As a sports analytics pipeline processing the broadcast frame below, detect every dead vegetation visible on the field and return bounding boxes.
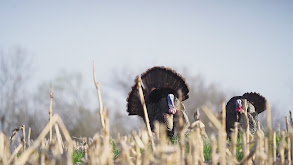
[0,64,292,165]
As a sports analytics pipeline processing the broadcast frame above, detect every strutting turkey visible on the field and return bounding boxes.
[226,92,267,136]
[126,66,190,137]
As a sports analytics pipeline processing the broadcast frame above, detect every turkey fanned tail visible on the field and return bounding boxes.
[127,83,144,118]
[242,92,267,114]
[126,66,190,117]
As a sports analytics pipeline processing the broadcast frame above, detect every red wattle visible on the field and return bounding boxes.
[236,107,242,112]
[169,108,177,114]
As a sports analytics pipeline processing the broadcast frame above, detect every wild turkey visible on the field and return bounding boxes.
[226,92,267,136]
[126,66,190,137]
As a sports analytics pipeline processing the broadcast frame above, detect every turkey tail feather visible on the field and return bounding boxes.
[141,66,189,101]
[126,66,190,117]
[126,83,144,118]
[242,92,267,114]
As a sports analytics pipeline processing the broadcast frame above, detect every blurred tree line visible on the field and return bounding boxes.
[0,48,285,139]
[0,48,101,138]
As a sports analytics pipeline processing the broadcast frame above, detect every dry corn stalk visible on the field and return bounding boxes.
[202,106,226,165]
[21,125,26,151]
[54,124,64,154]
[93,62,105,130]
[14,115,73,165]
[49,86,53,143]
[136,76,156,151]
[28,127,31,147]
[0,132,10,165]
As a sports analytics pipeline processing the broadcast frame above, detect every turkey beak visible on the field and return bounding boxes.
[167,94,177,114]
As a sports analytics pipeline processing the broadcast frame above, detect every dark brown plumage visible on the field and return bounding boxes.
[226,92,267,136]
[126,66,190,137]
[242,92,267,114]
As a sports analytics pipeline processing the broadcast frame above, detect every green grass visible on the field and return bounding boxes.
[203,141,211,161]
[202,140,243,161]
[110,139,120,159]
[73,150,85,164]
[236,133,244,161]
[72,139,120,164]
[169,135,179,144]
[169,134,212,161]
[72,132,281,163]
[202,132,244,162]
[236,143,243,161]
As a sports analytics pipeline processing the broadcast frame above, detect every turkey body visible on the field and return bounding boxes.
[226,92,267,136]
[146,94,190,137]
[126,66,190,137]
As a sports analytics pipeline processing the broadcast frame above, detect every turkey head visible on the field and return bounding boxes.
[126,66,190,137]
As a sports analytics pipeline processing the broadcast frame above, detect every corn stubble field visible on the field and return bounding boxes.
[0,66,292,165]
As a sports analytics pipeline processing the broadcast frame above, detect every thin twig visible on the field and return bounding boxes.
[93,61,105,130]
[286,116,289,133]
[290,111,293,125]
[8,143,23,164]
[49,86,53,143]
[28,127,31,147]
[202,106,226,165]
[221,102,226,131]
[273,132,276,162]
[54,124,64,154]
[266,102,273,164]
[0,132,9,165]
[136,76,156,151]
[21,125,26,151]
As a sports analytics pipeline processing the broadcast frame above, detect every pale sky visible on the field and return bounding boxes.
[1,1,293,115]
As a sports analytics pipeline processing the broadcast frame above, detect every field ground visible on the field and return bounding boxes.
[1,105,292,165]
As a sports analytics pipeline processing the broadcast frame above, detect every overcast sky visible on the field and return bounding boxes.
[1,1,293,115]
